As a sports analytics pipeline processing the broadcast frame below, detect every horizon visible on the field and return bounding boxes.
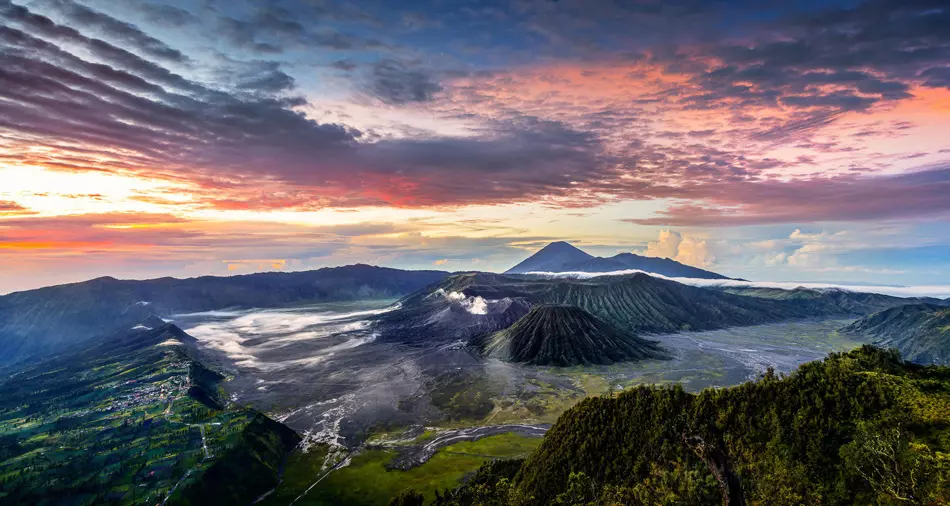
[2,0,949,293]
[5,239,950,299]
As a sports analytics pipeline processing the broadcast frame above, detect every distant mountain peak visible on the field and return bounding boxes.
[504,241,594,274]
[505,242,730,279]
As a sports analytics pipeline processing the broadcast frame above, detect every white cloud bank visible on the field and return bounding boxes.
[527,269,950,299]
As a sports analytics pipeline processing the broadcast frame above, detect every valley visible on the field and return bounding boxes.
[1,248,946,505]
[169,298,867,505]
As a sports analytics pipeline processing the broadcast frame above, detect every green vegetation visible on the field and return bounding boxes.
[270,432,542,506]
[421,346,950,505]
[0,322,298,506]
[428,374,499,421]
[171,413,301,505]
[843,304,950,365]
[475,305,667,366]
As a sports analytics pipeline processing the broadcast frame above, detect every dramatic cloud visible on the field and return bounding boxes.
[627,166,950,226]
[40,0,188,62]
[1,0,949,291]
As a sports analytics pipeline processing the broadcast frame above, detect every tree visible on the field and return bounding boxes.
[390,488,426,506]
[841,423,948,505]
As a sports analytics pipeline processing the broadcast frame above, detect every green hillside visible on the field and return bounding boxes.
[842,304,950,365]
[0,320,299,506]
[423,346,950,506]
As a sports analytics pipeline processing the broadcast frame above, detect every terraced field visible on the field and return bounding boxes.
[0,322,294,506]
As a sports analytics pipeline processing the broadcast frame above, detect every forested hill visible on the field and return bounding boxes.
[419,346,950,506]
[842,303,950,365]
[0,264,448,365]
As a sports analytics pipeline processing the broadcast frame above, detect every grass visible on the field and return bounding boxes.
[275,432,543,506]
[256,444,332,506]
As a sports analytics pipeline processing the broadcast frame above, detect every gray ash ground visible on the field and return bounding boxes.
[171,300,865,465]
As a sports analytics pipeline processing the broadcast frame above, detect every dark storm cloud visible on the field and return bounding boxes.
[365,59,444,105]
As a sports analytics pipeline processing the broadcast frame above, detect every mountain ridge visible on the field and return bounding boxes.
[504,241,595,274]
[429,346,950,506]
[841,303,950,365]
[0,264,449,365]
[504,241,730,279]
[374,270,924,348]
[0,318,301,505]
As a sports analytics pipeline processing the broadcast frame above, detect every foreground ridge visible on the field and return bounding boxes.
[424,346,950,506]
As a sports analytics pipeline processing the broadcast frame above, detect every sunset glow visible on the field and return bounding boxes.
[1,0,949,293]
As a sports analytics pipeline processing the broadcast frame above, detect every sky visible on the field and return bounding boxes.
[1,0,949,294]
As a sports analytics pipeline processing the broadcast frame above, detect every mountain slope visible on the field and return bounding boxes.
[474,305,668,366]
[720,286,949,316]
[841,303,950,365]
[0,264,448,365]
[562,252,730,279]
[504,242,730,279]
[504,242,594,274]
[375,271,889,346]
[0,319,300,505]
[430,347,950,506]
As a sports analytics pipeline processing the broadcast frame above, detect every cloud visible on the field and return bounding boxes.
[232,61,296,93]
[1,0,950,228]
[626,167,950,226]
[920,66,950,89]
[644,229,682,259]
[134,2,198,26]
[214,4,384,54]
[533,270,950,299]
[643,229,714,267]
[0,200,33,215]
[365,59,443,105]
[40,0,188,62]
[330,59,357,71]
[0,3,617,209]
